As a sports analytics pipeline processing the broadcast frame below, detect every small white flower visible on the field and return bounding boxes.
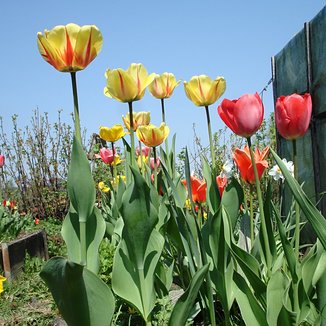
[268,158,294,181]
[220,160,233,178]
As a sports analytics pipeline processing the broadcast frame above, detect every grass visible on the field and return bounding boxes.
[0,218,66,326]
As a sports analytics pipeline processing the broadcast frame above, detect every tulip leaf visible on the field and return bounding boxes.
[112,166,164,321]
[202,156,220,214]
[40,257,115,326]
[270,148,326,250]
[168,264,209,326]
[272,201,298,283]
[233,271,268,326]
[67,136,95,222]
[61,206,106,274]
[266,270,290,326]
[221,177,243,230]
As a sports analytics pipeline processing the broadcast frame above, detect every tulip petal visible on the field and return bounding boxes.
[105,69,138,102]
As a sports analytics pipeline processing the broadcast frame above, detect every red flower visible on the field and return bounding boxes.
[233,145,269,184]
[34,218,40,225]
[275,93,312,140]
[182,176,206,203]
[136,146,151,157]
[0,155,5,168]
[218,93,264,138]
[216,175,227,196]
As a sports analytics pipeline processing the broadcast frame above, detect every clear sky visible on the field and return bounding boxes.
[1,1,325,153]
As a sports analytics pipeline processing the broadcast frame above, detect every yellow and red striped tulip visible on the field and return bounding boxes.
[104,63,155,103]
[184,75,226,107]
[99,124,127,143]
[149,72,180,99]
[136,123,170,147]
[122,111,150,131]
[37,23,103,72]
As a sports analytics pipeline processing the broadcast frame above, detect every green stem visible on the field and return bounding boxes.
[292,140,300,259]
[205,106,216,174]
[80,221,87,266]
[128,102,135,167]
[111,142,116,181]
[70,72,82,143]
[240,179,251,252]
[249,184,254,245]
[153,146,158,190]
[292,139,300,315]
[161,99,172,175]
[247,137,271,274]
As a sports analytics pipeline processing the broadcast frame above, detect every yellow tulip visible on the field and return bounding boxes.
[104,63,155,102]
[37,23,103,72]
[136,123,170,147]
[184,75,226,107]
[98,181,110,193]
[0,275,6,295]
[122,111,150,131]
[99,124,127,142]
[148,72,180,99]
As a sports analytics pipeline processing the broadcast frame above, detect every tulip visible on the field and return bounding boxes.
[184,75,226,107]
[37,23,103,72]
[122,111,150,131]
[0,155,4,168]
[149,73,180,99]
[104,63,155,103]
[99,147,116,165]
[216,175,228,196]
[275,93,312,140]
[99,124,127,143]
[98,181,110,193]
[136,146,151,157]
[0,275,6,295]
[218,93,264,138]
[150,157,161,170]
[136,123,170,148]
[182,176,206,203]
[233,145,269,184]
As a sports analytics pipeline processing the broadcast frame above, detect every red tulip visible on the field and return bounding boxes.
[218,93,264,138]
[216,175,227,196]
[0,155,4,168]
[233,145,269,184]
[182,176,206,203]
[275,93,312,140]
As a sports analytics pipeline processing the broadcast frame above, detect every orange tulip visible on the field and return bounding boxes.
[216,175,228,196]
[37,23,103,72]
[233,145,269,184]
[182,176,206,203]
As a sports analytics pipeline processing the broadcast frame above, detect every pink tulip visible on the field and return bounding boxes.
[218,93,264,138]
[136,146,151,157]
[150,157,161,170]
[275,93,312,140]
[99,147,115,165]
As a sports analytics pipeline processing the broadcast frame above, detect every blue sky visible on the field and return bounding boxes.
[1,1,325,153]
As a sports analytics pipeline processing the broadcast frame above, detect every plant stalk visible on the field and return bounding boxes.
[161,99,172,175]
[292,139,300,259]
[70,72,82,143]
[128,101,135,167]
[247,137,271,274]
[205,106,216,173]
[153,146,158,190]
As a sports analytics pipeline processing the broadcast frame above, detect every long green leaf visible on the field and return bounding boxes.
[67,136,95,222]
[168,264,209,326]
[270,148,326,249]
[61,206,106,274]
[40,257,115,326]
